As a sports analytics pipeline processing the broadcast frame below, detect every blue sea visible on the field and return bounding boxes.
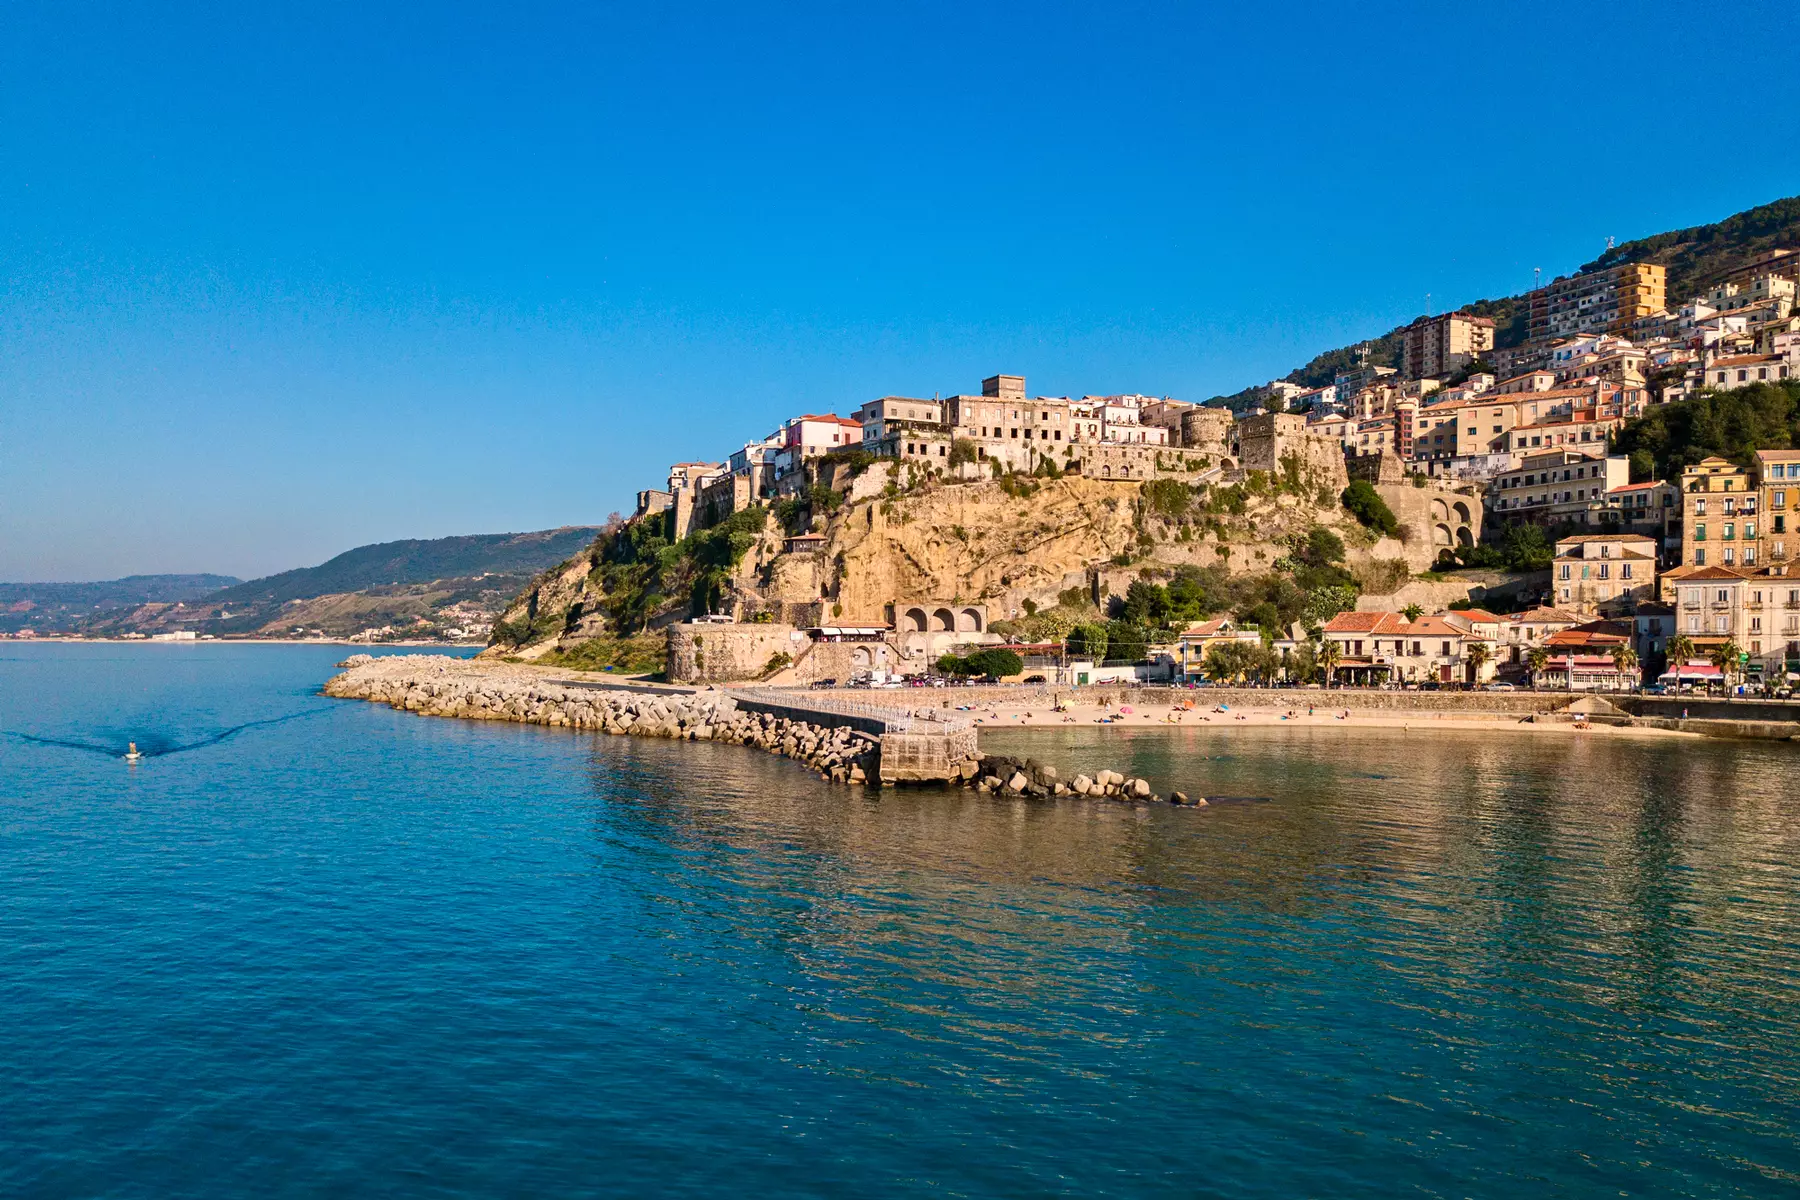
[5,642,1800,1197]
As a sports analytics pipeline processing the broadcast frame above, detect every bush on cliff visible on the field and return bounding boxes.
[1340,481,1400,538]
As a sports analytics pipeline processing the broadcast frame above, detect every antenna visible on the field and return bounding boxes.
[1606,236,1616,251]
[1426,292,1432,317]
[1534,266,1542,291]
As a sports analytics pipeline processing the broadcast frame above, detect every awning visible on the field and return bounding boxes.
[1657,664,1723,681]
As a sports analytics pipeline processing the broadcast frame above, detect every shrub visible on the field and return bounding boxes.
[1066,622,1109,661]
[1340,481,1400,537]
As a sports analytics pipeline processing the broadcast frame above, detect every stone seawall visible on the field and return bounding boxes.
[324,657,1202,805]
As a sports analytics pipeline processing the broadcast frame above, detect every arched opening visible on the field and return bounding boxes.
[931,607,955,632]
[903,607,928,632]
[1430,498,1449,522]
[1456,526,1474,547]
[958,607,983,632]
[1453,500,1472,524]
[1101,465,1113,478]
[851,647,871,668]
[1433,523,1454,546]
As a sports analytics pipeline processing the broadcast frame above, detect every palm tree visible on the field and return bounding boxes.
[1318,639,1342,689]
[1465,641,1492,687]
[1610,643,1641,692]
[1709,639,1743,692]
[1525,645,1550,690]
[1402,603,1424,622]
[1666,633,1696,674]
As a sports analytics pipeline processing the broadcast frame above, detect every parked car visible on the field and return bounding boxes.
[811,678,838,689]
[1022,674,1047,684]
[1482,683,1516,692]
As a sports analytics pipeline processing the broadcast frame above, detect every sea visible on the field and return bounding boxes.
[4,641,1800,1198]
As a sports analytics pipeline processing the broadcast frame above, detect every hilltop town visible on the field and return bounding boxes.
[491,228,1800,696]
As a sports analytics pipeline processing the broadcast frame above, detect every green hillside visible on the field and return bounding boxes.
[206,527,602,609]
[0,574,240,634]
[1207,193,1800,410]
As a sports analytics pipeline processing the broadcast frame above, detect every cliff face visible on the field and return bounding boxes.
[486,463,1478,661]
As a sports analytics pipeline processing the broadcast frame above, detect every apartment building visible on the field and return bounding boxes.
[1671,565,1800,675]
[1702,354,1794,389]
[1321,611,1488,685]
[1399,312,1496,380]
[1550,533,1658,615]
[1680,456,1759,569]
[1502,411,1628,454]
[1594,479,1680,551]
[1758,449,1800,564]
[853,396,952,464]
[1489,450,1626,523]
[941,375,1072,474]
[1528,262,1667,342]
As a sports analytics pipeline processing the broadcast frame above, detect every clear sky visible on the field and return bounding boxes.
[5,0,1798,582]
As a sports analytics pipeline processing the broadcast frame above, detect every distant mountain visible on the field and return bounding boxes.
[1206,193,1800,409]
[7,529,603,640]
[205,528,603,610]
[0,574,239,633]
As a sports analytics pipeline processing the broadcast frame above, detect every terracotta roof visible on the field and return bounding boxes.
[796,414,864,427]
[1674,566,1752,581]
[1407,616,1468,637]
[1556,534,1657,546]
[1508,607,1580,624]
[1608,481,1666,492]
[1708,354,1784,367]
[1323,612,1407,635]
[1450,608,1503,622]
[1179,618,1235,638]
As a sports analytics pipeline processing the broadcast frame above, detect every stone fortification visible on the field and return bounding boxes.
[665,622,799,684]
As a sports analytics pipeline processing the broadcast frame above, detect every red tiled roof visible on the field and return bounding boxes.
[1323,611,1406,634]
[1676,566,1752,581]
[796,414,864,427]
[1450,608,1503,622]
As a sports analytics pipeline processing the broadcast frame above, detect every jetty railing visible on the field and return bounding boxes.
[728,687,973,734]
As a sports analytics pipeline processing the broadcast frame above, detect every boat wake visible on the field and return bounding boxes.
[3,709,328,759]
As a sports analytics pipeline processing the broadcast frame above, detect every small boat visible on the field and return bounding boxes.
[124,742,143,763]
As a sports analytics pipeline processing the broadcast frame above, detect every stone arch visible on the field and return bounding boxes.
[958,607,983,632]
[1101,464,1113,478]
[851,646,872,668]
[1433,523,1454,547]
[1453,500,1472,524]
[1456,526,1474,547]
[903,607,928,632]
[931,607,955,632]
[1430,498,1450,522]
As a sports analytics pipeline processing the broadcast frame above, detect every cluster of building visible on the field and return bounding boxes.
[637,372,1277,540]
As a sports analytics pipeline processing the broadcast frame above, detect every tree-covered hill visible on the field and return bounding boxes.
[206,527,602,609]
[1207,193,1800,409]
[1613,380,1800,482]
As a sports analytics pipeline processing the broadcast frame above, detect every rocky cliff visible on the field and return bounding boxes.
[486,463,1479,662]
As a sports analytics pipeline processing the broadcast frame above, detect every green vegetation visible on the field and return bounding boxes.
[1438,522,1555,573]
[582,505,769,635]
[948,438,980,467]
[1613,381,1800,481]
[936,648,1025,678]
[1066,622,1108,661]
[1340,481,1400,537]
[531,632,666,674]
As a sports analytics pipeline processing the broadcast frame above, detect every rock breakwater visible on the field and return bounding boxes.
[324,656,1205,806]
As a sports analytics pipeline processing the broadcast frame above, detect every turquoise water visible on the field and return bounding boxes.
[5,644,1800,1197]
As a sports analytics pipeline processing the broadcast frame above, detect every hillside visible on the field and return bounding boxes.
[1207,193,1800,409]
[0,574,239,634]
[487,458,1499,673]
[14,528,603,639]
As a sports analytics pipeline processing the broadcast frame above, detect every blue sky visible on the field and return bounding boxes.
[5,0,1798,581]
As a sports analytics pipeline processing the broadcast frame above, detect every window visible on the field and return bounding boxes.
[1695,549,1707,565]
[1695,523,1707,541]
[1559,564,1571,580]
[1696,500,1707,516]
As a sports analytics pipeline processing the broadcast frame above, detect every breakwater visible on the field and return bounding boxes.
[323,656,1201,804]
